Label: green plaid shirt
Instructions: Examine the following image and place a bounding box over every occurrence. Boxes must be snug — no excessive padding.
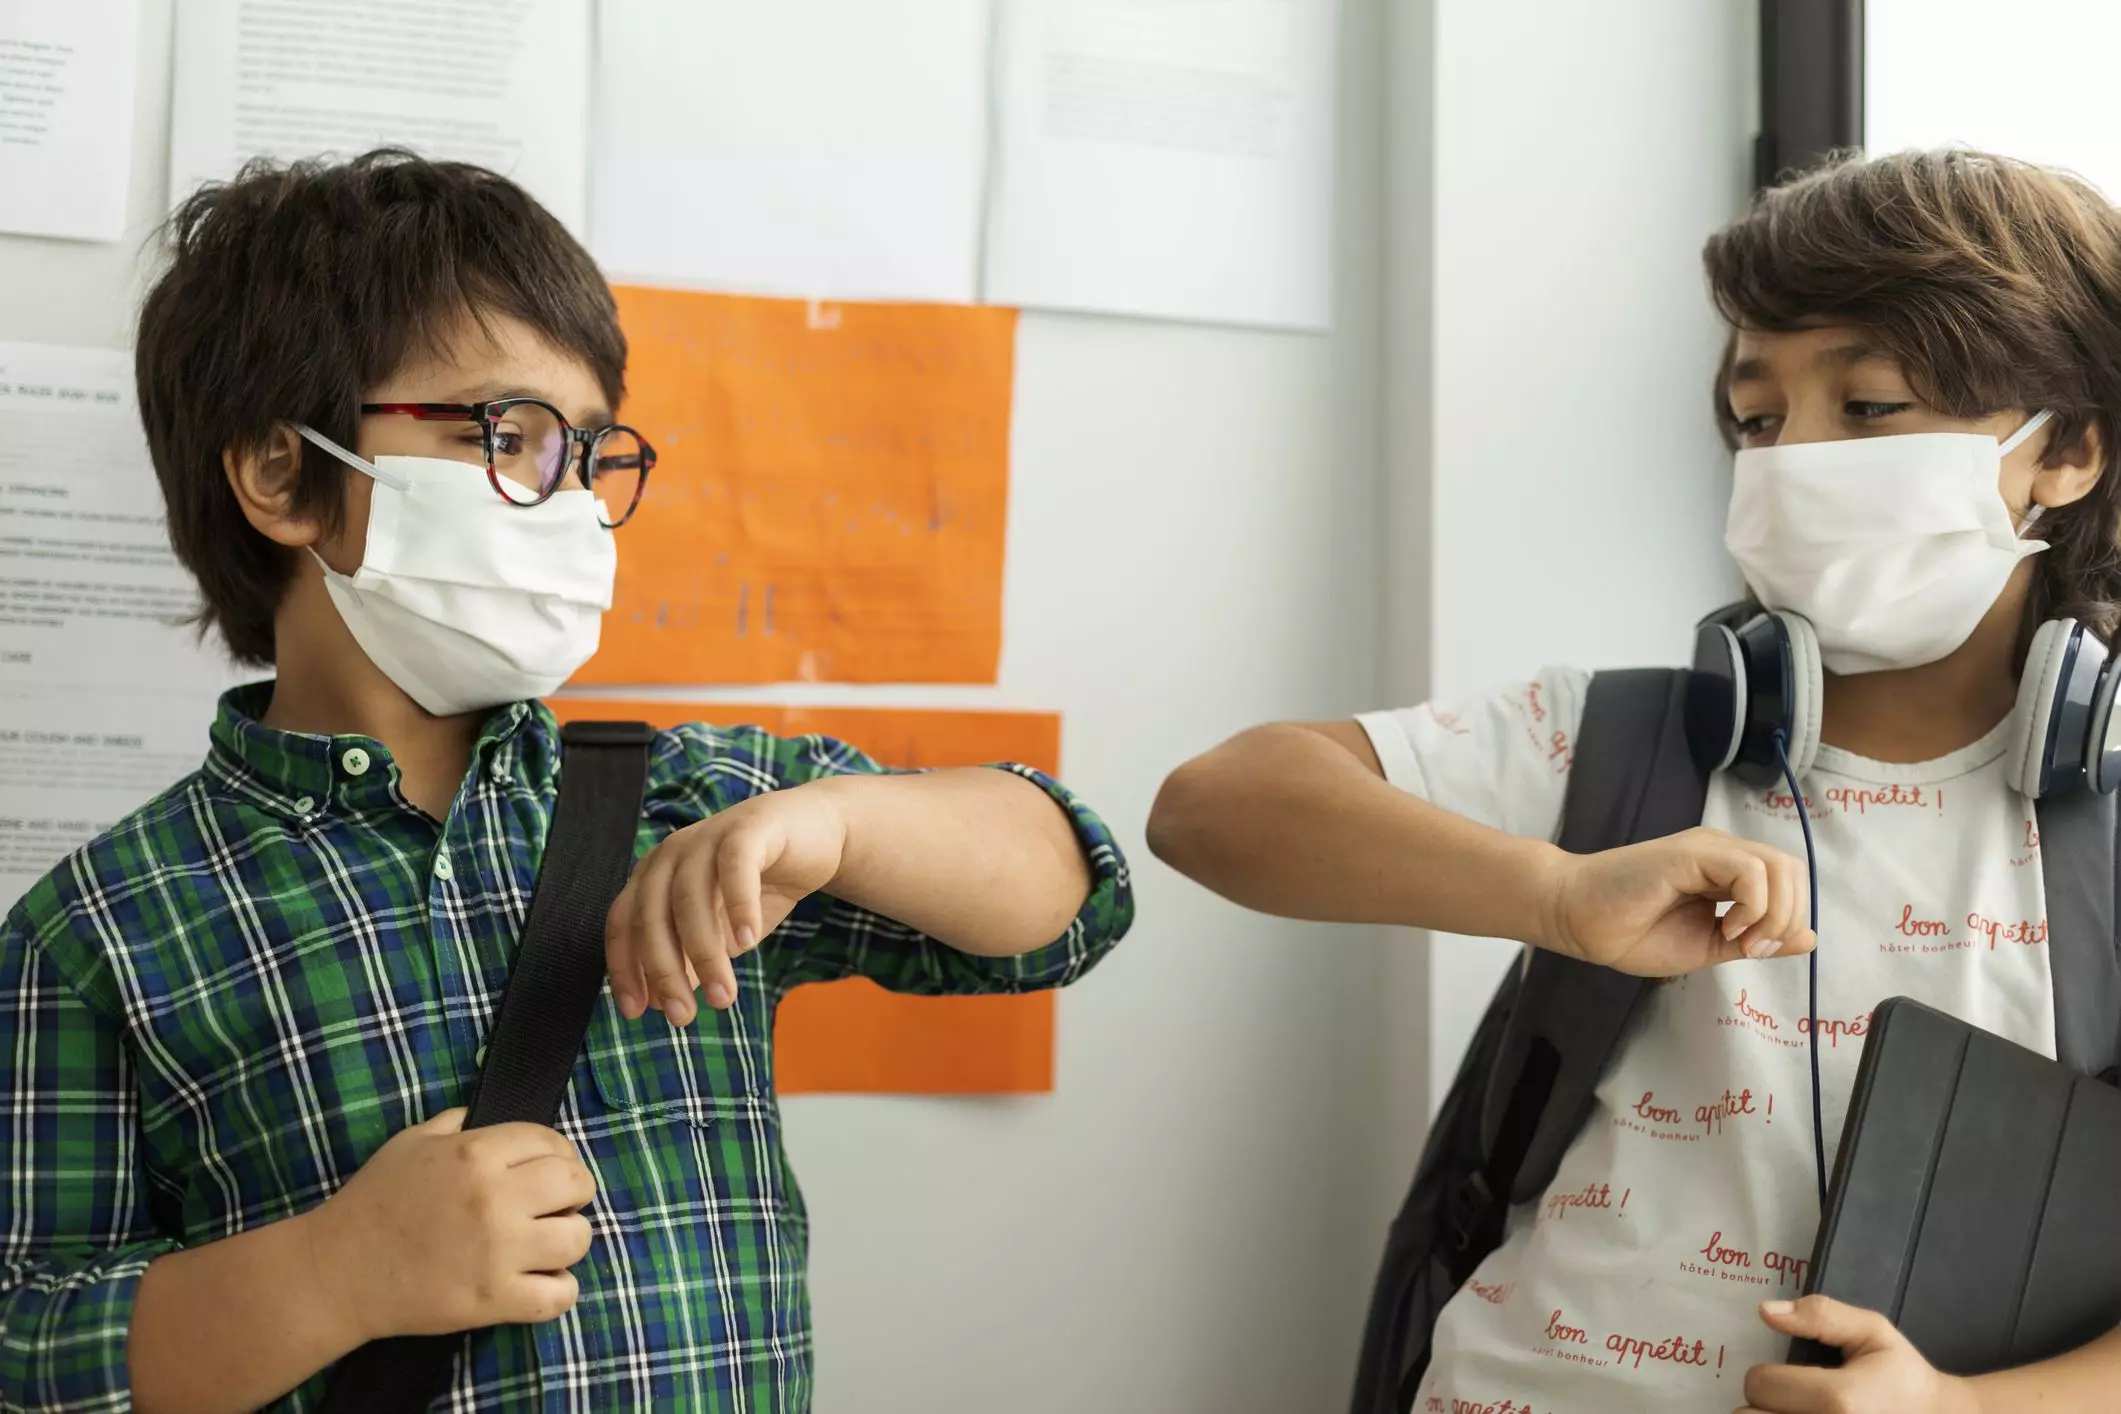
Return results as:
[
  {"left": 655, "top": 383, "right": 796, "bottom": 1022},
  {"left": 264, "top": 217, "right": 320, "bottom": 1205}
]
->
[{"left": 0, "top": 688, "right": 1131, "bottom": 1412}]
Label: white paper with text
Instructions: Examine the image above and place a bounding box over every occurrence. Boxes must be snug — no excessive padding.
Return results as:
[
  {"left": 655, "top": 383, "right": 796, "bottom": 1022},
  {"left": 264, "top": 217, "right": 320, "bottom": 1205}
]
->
[
  {"left": 167, "top": 0, "right": 589, "bottom": 232},
  {"left": 983, "top": 0, "right": 1337, "bottom": 329},
  {"left": 0, "top": 342, "right": 238, "bottom": 911},
  {"left": 0, "top": 0, "right": 139, "bottom": 242}
]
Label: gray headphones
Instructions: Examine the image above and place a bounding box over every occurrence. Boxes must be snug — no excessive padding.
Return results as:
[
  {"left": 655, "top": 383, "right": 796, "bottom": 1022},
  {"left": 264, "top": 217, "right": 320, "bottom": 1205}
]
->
[{"left": 1686, "top": 604, "right": 2121, "bottom": 797}]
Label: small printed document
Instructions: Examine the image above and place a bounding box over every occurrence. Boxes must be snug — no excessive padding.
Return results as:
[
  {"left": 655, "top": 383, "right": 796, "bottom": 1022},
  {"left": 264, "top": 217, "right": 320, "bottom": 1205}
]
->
[
  {"left": 983, "top": 0, "right": 1338, "bottom": 329},
  {"left": 0, "top": 341, "right": 241, "bottom": 912},
  {"left": 167, "top": 0, "right": 590, "bottom": 231},
  {"left": 0, "top": 0, "right": 140, "bottom": 241}
]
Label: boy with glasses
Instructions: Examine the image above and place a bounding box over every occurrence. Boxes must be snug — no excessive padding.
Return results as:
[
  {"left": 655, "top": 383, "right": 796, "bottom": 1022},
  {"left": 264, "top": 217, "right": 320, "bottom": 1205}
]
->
[{"left": 0, "top": 151, "right": 1131, "bottom": 1413}]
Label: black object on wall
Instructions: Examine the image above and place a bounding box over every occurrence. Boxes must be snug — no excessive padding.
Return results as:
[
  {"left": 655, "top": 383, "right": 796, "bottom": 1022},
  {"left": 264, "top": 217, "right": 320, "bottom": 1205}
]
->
[{"left": 1755, "top": 0, "right": 1864, "bottom": 192}]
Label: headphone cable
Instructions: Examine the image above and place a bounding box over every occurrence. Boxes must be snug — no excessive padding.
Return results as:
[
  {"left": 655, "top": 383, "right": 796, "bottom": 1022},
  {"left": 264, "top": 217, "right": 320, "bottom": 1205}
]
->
[{"left": 1772, "top": 729, "right": 1828, "bottom": 1211}]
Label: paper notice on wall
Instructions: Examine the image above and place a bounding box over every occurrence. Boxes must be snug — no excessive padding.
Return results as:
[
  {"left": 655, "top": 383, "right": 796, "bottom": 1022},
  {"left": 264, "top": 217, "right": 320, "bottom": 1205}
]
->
[
  {"left": 592, "top": 0, "right": 991, "bottom": 304},
  {"left": 167, "top": 0, "right": 589, "bottom": 231},
  {"left": 983, "top": 0, "right": 1338, "bottom": 330},
  {"left": 550, "top": 698, "right": 1062, "bottom": 1094},
  {"left": 576, "top": 288, "right": 1014, "bottom": 687},
  {"left": 0, "top": 687, "right": 223, "bottom": 912},
  {"left": 0, "top": 0, "right": 140, "bottom": 242},
  {"left": 0, "top": 341, "right": 239, "bottom": 910}
]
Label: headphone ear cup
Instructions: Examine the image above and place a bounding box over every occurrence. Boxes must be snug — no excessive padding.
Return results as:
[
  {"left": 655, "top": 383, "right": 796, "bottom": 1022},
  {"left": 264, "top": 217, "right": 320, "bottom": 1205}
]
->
[
  {"left": 1777, "top": 612, "right": 1823, "bottom": 776},
  {"left": 1687, "top": 622, "right": 1747, "bottom": 773},
  {"left": 2011, "top": 621, "right": 2075, "bottom": 798},
  {"left": 2091, "top": 651, "right": 2121, "bottom": 794}
]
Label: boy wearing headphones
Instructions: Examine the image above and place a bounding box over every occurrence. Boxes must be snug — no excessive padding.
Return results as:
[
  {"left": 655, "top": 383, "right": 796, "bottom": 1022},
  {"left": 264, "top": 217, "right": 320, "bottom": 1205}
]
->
[
  {"left": 0, "top": 153, "right": 1132, "bottom": 1412},
  {"left": 1152, "top": 149, "right": 2121, "bottom": 1413}
]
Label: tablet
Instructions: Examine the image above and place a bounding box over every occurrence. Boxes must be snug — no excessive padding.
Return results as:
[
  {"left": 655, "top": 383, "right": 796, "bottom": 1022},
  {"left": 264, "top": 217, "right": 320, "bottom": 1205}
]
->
[{"left": 1791, "top": 995, "right": 2121, "bottom": 1372}]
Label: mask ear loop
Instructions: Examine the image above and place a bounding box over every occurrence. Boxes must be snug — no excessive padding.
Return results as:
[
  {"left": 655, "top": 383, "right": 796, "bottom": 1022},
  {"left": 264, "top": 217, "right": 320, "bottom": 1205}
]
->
[
  {"left": 1999, "top": 408, "right": 2055, "bottom": 459},
  {"left": 2001, "top": 411, "right": 2057, "bottom": 541},
  {"left": 294, "top": 423, "right": 411, "bottom": 493}
]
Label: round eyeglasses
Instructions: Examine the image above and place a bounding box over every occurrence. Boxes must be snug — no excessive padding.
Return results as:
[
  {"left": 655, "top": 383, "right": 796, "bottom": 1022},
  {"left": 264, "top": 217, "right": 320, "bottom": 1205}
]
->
[{"left": 359, "top": 399, "right": 655, "bottom": 528}]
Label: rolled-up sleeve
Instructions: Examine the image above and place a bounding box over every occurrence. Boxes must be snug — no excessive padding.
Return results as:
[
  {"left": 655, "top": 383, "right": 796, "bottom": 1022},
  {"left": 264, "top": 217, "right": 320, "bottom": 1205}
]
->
[
  {"left": 0, "top": 917, "right": 178, "bottom": 1413},
  {"left": 780, "top": 760, "right": 1132, "bottom": 997},
  {"left": 654, "top": 723, "right": 1133, "bottom": 998}
]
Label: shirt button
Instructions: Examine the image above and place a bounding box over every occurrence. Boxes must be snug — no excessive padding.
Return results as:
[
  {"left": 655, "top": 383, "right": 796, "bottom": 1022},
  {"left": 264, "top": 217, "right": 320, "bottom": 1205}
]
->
[
  {"left": 475, "top": 1044, "right": 488, "bottom": 1067},
  {"left": 341, "top": 747, "right": 372, "bottom": 777},
  {"left": 292, "top": 795, "right": 315, "bottom": 815},
  {"left": 434, "top": 853, "right": 455, "bottom": 882}
]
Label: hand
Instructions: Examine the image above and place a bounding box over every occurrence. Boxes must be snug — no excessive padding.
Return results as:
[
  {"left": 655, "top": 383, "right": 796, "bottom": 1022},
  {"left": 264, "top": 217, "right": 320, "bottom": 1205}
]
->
[
  {"left": 605, "top": 782, "right": 850, "bottom": 1025},
  {"left": 1741, "top": 1296, "right": 1979, "bottom": 1413},
  {"left": 304, "top": 1108, "right": 597, "bottom": 1341},
  {"left": 1540, "top": 826, "right": 1817, "bottom": 976}
]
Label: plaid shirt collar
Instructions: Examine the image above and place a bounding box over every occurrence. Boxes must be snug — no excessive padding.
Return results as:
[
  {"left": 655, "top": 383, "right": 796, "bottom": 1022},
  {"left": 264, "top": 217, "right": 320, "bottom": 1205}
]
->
[{"left": 202, "top": 683, "right": 548, "bottom": 820}]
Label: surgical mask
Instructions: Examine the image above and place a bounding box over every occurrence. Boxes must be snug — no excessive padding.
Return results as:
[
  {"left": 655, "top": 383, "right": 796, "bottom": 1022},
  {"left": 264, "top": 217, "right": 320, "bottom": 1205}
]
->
[
  {"left": 1724, "top": 411, "right": 2054, "bottom": 675},
  {"left": 296, "top": 426, "right": 616, "bottom": 716}
]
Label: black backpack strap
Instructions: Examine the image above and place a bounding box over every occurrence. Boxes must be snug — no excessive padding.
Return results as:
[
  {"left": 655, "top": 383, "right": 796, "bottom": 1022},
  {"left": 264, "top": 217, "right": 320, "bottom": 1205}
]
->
[
  {"left": 1489, "top": 668, "right": 1713, "bottom": 1199},
  {"left": 2036, "top": 783, "right": 2121, "bottom": 1078},
  {"left": 1425, "top": 672, "right": 1693, "bottom": 1266},
  {"left": 318, "top": 720, "right": 656, "bottom": 1414},
  {"left": 1452, "top": 670, "right": 1705, "bottom": 1259},
  {"left": 1403, "top": 669, "right": 1710, "bottom": 1402}
]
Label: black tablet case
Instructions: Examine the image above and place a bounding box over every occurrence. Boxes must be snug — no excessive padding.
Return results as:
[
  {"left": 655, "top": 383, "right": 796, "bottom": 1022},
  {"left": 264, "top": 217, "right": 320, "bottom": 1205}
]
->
[{"left": 1791, "top": 994, "right": 2121, "bottom": 1372}]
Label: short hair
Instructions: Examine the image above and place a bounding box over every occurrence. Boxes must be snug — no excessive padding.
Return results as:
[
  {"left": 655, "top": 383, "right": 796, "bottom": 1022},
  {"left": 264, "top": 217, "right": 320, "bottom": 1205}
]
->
[
  {"left": 135, "top": 149, "right": 627, "bottom": 666},
  {"left": 1705, "top": 148, "right": 2121, "bottom": 639}
]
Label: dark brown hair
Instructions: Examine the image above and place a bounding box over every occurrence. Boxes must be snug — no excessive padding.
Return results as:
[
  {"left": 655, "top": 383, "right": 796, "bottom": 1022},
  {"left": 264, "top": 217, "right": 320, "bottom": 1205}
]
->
[
  {"left": 135, "top": 149, "right": 627, "bottom": 666},
  {"left": 1703, "top": 148, "right": 2121, "bottom": 640}
]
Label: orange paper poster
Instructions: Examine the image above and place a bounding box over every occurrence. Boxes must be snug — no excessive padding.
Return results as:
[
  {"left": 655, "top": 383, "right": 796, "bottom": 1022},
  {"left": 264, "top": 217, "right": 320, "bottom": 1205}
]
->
[
  {"left": 578, "top": 288, "right": 1016, "bottom": 686},
  {"left": 549, "top": 698, "right": 1061, "bottom": 1094}
]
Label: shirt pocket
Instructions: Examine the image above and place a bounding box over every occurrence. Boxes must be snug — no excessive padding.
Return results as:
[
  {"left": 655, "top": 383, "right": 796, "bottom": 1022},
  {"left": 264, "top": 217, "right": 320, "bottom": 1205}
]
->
[{"left": 580, "top": 962, "right": 772, "bottom": 1126}]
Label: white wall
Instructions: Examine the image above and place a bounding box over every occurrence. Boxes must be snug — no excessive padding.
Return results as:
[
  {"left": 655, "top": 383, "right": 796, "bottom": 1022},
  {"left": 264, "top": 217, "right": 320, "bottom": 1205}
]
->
[
  {"left": 785, "top": 0, "right": 1391, "bottom": 1404},
  {"left": 1867, "top": 0, "right": 2121, "bottom": 199},
  {"left": 1385, "top": 0, "right": 1757, "bottom": 1118},
  {"left": 0, "top": 3, "right": 1393, "bottom": 1411}
]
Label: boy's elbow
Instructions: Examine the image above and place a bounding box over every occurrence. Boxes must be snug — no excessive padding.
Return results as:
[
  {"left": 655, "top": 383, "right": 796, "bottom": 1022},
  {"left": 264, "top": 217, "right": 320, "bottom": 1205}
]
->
[
  {"left": 1145, "top": 773, "right": 1188, "bottom": 868},
  {"left": 1148, "top": 750, "right": 1236, "bottom": 878}
]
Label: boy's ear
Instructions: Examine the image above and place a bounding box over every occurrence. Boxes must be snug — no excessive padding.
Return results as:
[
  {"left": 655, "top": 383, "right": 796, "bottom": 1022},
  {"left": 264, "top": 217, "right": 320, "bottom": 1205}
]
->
[
  {"left": 2033, "top": 417, "right": 2107, "bottom": 512},
  {"left": 223, "top": 425, "right": 321, "bottom": 547}
]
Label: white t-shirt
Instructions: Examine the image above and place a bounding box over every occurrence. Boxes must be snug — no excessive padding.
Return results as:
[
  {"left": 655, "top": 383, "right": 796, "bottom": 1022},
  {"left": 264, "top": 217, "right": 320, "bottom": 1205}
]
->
[{"left": 1359, "top": 667, "right": 2057, "bottom": 1414}]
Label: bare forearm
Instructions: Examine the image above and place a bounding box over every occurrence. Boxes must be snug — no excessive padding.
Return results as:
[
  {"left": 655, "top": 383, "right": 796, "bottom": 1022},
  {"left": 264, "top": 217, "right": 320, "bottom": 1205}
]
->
[
  {"left": 1149, "top": 723, "right": 1564, "bottom": 944},
  {"left": 1965, "top": 1325, "right": 2121, "bottom": 1411},
  {"left": 129, "top": 1210, "right": 362, "bottom": 1414},
  {"left": 814, "top": 768, "right": 1092, "bottom": 956}
]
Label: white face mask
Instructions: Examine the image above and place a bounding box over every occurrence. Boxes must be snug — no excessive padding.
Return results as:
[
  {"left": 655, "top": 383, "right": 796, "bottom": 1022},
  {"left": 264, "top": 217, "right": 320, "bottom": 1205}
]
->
[
  {"left": 1723, "top": 411, "right": 2054, "bottom": 675},
  {"left": 295, "top": 426, "right": 616, "bottom": 716}
]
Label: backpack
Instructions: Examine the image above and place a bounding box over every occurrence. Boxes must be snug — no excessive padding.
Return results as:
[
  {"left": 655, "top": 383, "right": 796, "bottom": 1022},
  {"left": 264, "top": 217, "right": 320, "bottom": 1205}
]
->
[{"left": 1347, "top": 666, "right": 2121, "bottom": 1414}]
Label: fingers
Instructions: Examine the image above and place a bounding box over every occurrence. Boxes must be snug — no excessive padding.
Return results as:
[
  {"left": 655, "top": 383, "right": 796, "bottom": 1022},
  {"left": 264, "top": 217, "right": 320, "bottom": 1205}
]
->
[
  {"left": 631, "top": 851, "right": 698, "bottom": 1025},
  {"left": 606, "top": 813, "right": 799, "bottom": 1023},
  {"left": 1683, "top": 832, "right": 1813, "bottom": 963},
  {"left": 1741, "top": 1359, "right": 1838, "bottom": 1413},
  {"left": 1761, "top": 1295, "right": 1901, "bottom": 1357},
  {"left": 690, "top": 831, "right": 769, "bottom": 1011},
  {"left": 604, "top": 880, "right": 648, "bottom": 1020},
  {"left": 1724, "top": 842, "right": 1795, "bottom": 962},
  {"left": 420, "top": 1106, "right": 469, "bottom": 1135},
  {"left": 716, "top": 830, "right": 767, "bottom": 965},
  {"left": 1680, "top": 835, "right": 1774, "bottom": 958},
  {"left": 522, "top": 1212, "right": 596, "bottom": 1272},
  {"left": 471, "top": 1121, "right": 581, "bottom": 1168},
  {"left": 509, "top": 1151, "right": 599, "bottom": 1216},
  {"left": 669, "top": 850, "right": 736, "bottom": 1014},
  {"left": 505, "top": 1270, "right": 581, "bottom": 1325}
]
